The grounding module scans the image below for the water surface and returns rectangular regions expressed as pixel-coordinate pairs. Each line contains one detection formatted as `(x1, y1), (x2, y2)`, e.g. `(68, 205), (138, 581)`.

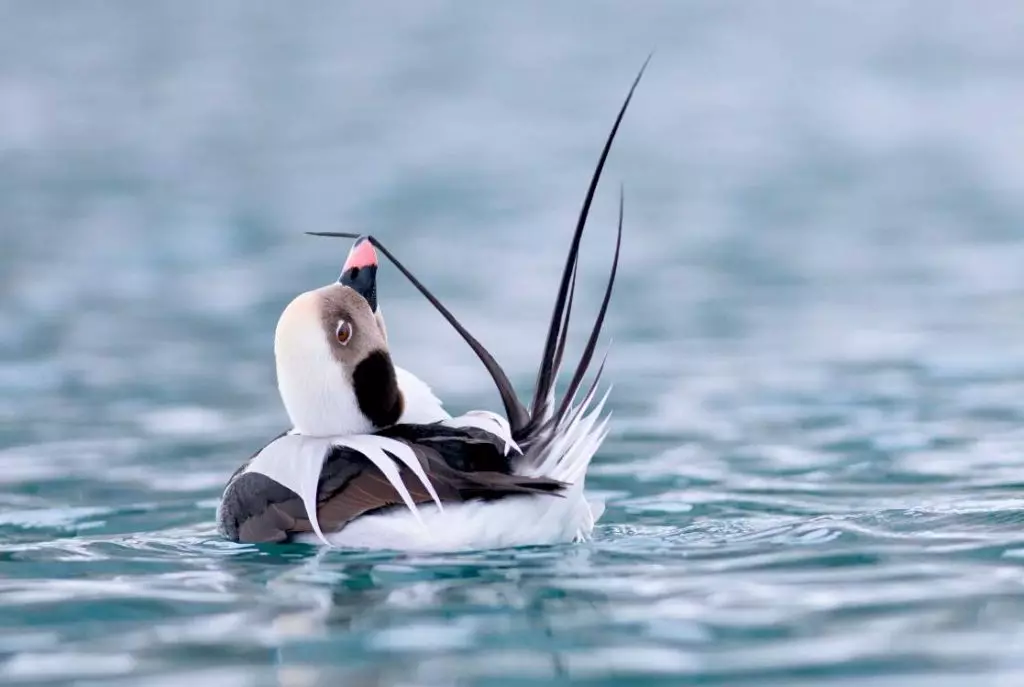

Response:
(3, 3), (1024, 685)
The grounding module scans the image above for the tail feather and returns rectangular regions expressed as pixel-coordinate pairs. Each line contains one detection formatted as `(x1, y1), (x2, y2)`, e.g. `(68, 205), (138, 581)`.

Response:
(542, 394), (612, 487)
(512, 181), (625, 485)
(521, 58), (650, 438)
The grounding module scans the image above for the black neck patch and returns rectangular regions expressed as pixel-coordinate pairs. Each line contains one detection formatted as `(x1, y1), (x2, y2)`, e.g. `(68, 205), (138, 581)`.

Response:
(352, 349), (403, 428)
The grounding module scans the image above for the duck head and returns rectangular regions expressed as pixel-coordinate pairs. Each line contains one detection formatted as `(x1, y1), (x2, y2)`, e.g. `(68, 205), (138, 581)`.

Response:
(274, 238), (402, 436)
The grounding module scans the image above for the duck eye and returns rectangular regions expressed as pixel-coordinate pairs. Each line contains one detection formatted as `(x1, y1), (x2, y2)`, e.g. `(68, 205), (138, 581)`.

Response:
(336, 320), (353, 345)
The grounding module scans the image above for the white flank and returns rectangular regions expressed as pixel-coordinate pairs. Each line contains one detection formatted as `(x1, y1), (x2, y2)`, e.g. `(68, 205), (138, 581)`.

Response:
(296, 489), (599, 552)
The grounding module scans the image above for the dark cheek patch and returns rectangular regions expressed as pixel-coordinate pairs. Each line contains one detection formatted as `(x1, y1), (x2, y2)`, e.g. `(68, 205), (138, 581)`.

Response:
(352, 350), (403, 428)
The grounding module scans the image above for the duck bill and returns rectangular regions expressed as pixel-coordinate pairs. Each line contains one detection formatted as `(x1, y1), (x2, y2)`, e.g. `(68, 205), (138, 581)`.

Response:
(338, 236), (379, 311)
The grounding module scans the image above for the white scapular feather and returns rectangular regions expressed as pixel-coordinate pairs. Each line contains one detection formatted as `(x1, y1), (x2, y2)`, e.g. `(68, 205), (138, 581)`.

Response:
(443, 410), (521, 456)
(337, 434), (443, 513)
(245, 434), (334, 546)
(376, 437), (444, 512)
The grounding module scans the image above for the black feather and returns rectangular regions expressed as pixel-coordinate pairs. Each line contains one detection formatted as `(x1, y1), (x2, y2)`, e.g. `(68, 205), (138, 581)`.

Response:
(554, 184), (624, 422)
(352, 350), (403, 428)
(524, 57), (649, 438)
(376, 423), (513, 473)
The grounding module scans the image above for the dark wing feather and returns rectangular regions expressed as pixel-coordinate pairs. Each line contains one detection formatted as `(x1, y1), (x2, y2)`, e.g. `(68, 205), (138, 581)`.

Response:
(238, 502), (311, 543)
(375, 422), (514, 473)
(316, 468), (437, 531)
(219, 471), (309, 543)
(217, 441), (368, 543)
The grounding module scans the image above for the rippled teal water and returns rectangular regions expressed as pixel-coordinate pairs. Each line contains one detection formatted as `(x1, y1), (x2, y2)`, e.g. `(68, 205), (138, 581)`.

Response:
(4, 4), (1024, 685)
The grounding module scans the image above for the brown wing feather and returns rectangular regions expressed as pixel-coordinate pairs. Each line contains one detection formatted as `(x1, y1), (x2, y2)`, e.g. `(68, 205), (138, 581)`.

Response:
(317, 470), (424, 531)
(237, 501), (309, 543)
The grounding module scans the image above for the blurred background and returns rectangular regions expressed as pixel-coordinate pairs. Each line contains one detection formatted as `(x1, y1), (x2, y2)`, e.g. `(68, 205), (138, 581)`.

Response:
(3, 2), (1024, 685)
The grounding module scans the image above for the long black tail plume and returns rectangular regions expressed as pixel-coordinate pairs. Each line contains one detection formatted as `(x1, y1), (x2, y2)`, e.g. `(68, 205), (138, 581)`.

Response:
(526, 189), (624, 459)
(521, 57), (649, 437)
(307, 230), (530, 433)
(555, 183), (624, 423)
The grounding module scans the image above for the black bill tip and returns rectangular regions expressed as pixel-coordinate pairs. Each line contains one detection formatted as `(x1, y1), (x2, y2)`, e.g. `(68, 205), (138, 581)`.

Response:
(337, 236), (379, 311)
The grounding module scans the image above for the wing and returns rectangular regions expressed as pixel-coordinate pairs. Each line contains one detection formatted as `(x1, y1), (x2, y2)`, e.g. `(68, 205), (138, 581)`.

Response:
(216, 442), (367, 544)
(376, 422), (516, 473)
(218, 426), (565, 545)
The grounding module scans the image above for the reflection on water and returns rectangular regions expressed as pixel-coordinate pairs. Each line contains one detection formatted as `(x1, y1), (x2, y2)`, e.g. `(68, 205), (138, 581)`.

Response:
(4, 2), (1024, 685)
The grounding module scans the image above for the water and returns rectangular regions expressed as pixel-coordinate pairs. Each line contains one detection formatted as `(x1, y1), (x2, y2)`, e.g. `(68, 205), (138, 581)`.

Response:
(3, 3), (1024, 684)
